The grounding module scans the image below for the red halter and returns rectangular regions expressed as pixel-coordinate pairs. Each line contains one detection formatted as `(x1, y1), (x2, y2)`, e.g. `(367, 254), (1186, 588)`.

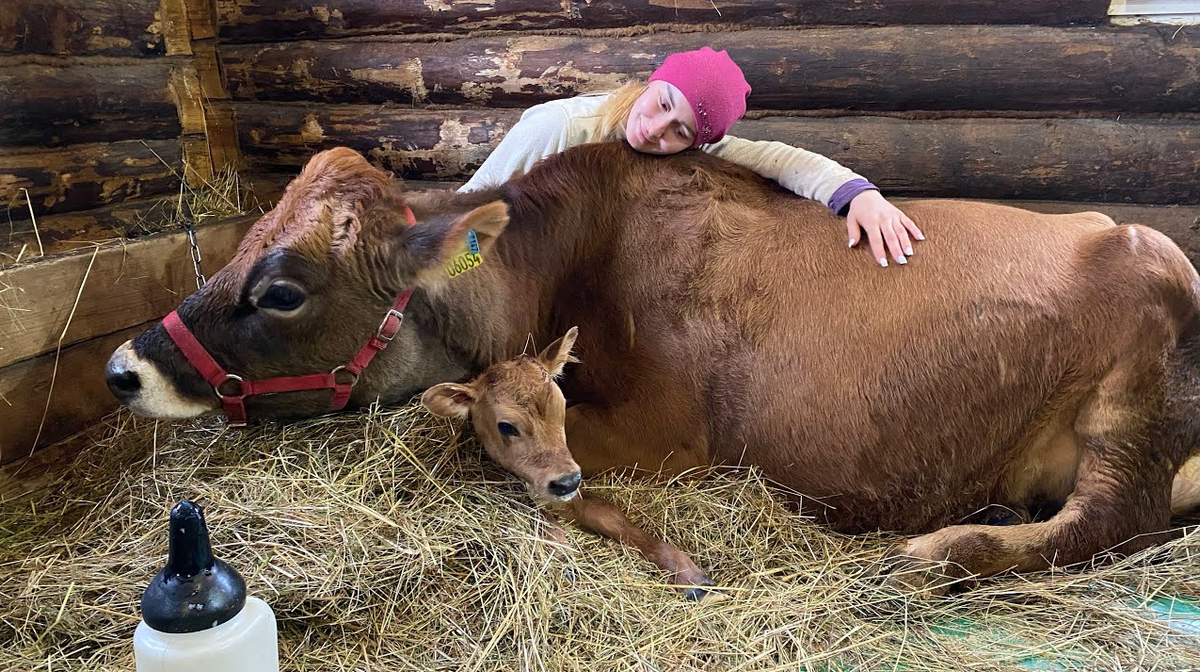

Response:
(161, 205), (418, 427)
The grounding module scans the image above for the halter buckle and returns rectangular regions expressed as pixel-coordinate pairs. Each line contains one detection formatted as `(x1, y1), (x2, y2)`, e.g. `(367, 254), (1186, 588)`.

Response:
(376, 308), (404, 342)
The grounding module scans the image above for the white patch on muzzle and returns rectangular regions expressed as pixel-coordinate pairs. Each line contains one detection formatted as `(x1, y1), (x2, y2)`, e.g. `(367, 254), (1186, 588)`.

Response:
(109, 340), (215, 419)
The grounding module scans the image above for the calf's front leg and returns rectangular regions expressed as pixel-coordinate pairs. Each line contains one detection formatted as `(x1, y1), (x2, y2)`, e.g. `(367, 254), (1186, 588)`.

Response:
(549, 489), (720, 601)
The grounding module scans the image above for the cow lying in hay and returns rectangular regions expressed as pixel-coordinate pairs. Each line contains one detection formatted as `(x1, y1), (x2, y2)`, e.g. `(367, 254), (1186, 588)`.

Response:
(107, 143), (1200, 592)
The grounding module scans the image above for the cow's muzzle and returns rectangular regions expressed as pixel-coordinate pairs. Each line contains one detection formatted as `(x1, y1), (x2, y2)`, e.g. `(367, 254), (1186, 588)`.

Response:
(105, 340), (214, 419)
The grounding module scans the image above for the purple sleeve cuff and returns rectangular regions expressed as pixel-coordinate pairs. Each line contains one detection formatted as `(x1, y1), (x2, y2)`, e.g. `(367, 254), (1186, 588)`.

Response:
(828, 179), (878, 217)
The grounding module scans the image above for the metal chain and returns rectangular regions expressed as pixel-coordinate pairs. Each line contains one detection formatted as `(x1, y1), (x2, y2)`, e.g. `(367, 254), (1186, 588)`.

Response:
(180, 198), (207, 289)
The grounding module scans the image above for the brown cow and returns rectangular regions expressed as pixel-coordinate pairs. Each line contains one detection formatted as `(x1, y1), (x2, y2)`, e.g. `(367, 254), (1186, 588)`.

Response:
(107, 143), (1200, 592)
(421, 326), (717, 600)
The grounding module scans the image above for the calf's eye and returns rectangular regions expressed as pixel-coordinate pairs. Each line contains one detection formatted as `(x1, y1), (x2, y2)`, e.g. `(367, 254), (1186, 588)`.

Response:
(497, 422), (520, 437)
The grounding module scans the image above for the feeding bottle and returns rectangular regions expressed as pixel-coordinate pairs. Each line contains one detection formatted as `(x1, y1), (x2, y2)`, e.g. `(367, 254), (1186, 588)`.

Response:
(133, 500), (279, 672)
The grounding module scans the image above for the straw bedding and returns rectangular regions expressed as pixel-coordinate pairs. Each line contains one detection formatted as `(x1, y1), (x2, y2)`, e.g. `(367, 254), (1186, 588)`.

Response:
(2, 402), (1198, 671)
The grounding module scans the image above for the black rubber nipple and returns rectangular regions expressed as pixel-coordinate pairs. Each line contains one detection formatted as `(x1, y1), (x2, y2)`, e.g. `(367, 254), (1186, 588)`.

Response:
(140, 500), (247, 633)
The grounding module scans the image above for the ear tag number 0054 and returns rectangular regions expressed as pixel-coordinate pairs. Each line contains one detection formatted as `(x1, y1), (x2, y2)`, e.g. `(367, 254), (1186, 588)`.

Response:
(446, 230), (482, 278)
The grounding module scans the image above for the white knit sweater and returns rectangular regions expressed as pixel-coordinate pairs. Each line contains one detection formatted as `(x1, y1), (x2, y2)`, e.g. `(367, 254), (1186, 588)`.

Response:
(458, 93), (875, 214)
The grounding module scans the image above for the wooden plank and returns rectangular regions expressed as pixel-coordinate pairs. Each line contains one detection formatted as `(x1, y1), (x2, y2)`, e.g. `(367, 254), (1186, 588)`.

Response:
(0, 55), (185, 147)
(186, 0), (219, 41)
(0, 0), (166, 57)
(230, 103), (1200, 205)
(158, 0), (193, 56)
(0, 139), (183, 218)
(0, 215), (256, 367)
(221, 26), (1200, 114)
(215, 0), (1108, 42)
(0, 321), (151, 465)
(0, 195), (186, 265)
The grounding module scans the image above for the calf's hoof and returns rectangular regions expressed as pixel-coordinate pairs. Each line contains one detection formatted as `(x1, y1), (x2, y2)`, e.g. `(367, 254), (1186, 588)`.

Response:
(680, 575), (727, 602)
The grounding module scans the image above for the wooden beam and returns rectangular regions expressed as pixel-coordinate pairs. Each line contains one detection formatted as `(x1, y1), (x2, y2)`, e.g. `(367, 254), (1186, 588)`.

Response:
(215, 0), (1108, 42)
(0, 55), (186, 147)
(221, 26), (1200, 114)
(0, 215), (256, 367)
(229, 103), (1200, 205)
(0, 321), (152, 465)
(0, 139), (183, 218)
(0, 0), (167, 57)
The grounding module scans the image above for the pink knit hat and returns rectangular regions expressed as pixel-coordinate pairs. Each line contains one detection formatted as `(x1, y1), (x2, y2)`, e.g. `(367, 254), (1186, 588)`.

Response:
(648, 47), (751, 146)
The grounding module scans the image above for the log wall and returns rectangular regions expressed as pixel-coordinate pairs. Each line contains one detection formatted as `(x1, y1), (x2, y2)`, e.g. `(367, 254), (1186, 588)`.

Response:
(217, 5), (1200, 210)
(0, 0), (241, 265)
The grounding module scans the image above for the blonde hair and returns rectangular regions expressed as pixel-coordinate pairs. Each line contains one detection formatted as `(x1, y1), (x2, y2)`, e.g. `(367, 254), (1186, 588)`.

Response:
(595, 81), (647, 143)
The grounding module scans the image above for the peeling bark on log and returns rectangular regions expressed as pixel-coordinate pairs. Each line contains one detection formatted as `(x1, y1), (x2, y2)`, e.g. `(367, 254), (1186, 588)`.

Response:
(0, 140), (183, 218)
(220, 27), (1200, 114)
(215, 0), (1108, 42)
(0, 0), (167, 57)
(232, 104), (519, 181)
(0, 56), (185, 147)
(231, 102), (1200, 204)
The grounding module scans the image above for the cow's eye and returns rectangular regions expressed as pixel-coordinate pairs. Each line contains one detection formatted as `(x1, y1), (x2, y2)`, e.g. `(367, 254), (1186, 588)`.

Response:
(497, 422), (520, 437)
(259, 283), (306, 311)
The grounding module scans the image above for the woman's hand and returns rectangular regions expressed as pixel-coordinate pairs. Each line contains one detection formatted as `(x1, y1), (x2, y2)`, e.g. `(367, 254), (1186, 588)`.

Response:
(846, 190), (924, 267)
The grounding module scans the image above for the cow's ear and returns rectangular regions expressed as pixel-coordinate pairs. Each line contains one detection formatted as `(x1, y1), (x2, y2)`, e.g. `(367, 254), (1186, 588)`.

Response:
(402, 201), (509, 286)
(421, 382), (478, 419)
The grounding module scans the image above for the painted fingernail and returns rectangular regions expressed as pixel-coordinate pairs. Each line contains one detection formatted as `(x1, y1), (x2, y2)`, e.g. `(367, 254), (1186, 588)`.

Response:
(848, 239), (854, 247)
(878, 258), (888, 268)
(897, 255), (907, 265)
(916, 233), (926, 241)
(905, 246), (913, 256)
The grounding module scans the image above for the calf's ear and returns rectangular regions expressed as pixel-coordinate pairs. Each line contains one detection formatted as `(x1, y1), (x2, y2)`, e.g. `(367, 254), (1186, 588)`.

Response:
(537, 326), (580, 378)
(421, 382), (479, 419)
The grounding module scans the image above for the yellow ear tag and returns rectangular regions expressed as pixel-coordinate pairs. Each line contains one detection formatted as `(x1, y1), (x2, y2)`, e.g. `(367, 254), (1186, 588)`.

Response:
(446, 230), (483, 278)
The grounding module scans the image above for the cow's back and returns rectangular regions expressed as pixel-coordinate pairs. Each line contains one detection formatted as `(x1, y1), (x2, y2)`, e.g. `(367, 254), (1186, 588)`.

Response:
(567, 156), (1197, 532)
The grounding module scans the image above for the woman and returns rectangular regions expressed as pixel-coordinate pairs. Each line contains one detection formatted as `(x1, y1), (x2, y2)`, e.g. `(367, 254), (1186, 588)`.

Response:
(459, 47), (923, 268)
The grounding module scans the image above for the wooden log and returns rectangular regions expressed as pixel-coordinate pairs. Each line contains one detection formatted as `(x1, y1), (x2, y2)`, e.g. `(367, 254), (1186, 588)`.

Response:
(230, 103), (1200, 204)
(0, 195), (183, 265)
(0, 215), (256, 368)
(215, 0), (1108, 42)
(0, 321), (151, 464)
(0, 56), (187, 147)
(0, 0), (167, 57)
(221, 27), (1200, 114)
(0, 139), (182, 218)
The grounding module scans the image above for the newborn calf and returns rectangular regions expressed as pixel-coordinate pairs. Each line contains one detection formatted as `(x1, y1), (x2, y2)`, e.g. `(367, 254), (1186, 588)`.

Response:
(421, 327), (716, 600)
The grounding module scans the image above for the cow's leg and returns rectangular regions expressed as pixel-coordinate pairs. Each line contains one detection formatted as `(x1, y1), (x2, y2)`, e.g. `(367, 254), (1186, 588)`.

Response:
(884, 362), (1176, 594)
(548, 489), (719, 601)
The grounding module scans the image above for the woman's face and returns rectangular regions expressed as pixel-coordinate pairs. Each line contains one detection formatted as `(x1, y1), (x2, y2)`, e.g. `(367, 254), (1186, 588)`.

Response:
(624, 80), (698, 155)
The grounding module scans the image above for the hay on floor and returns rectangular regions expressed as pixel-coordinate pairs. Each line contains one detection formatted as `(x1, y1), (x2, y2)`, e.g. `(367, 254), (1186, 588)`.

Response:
(1, 402), (1198, 671)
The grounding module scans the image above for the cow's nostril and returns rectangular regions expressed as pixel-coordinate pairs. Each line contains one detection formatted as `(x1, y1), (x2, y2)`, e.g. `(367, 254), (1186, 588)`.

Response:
(547, 471), (582, 497)
(106, 369), (141, 399)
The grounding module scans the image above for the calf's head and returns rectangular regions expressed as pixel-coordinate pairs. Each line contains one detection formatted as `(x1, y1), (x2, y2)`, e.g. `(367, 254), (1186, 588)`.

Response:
(105, 147), (509, 421)
(421, 328), (582, 501)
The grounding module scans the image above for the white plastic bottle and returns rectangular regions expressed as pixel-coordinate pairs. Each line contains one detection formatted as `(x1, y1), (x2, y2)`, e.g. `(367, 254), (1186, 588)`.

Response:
(134, 501), (279, 672)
